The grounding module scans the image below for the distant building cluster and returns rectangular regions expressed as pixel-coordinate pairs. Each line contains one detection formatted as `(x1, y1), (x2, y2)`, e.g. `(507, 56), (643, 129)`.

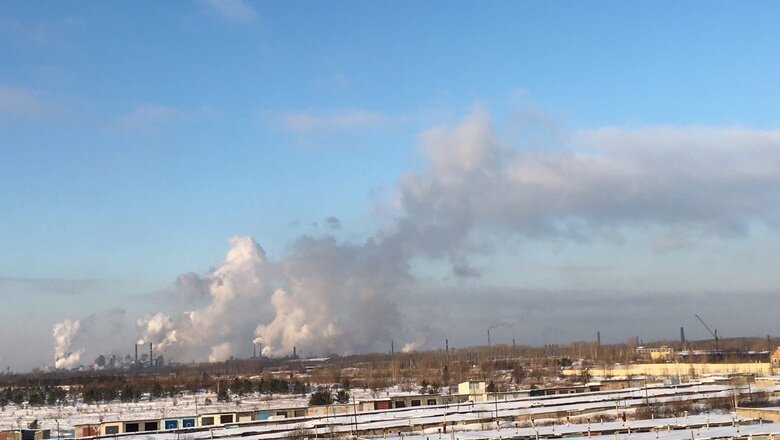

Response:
(633, 345), (773, 363)
(53, 343), (166, 372)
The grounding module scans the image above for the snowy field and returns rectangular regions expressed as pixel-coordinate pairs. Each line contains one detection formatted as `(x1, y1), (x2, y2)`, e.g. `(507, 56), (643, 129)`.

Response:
(87, 414), (771, 440)
(0, 382), (770, 440)
(0, 387), (413, 436)
(377, 418), (780, 440)
(0, 389), (351, 435)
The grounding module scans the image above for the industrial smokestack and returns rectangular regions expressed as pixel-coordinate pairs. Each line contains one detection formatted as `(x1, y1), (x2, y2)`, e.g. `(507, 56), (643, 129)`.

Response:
(445, 338), (449, 354)
(680, 327), (686, 345)
(293, 346), (296, 359)
(253, 343), (257, 358)
(487, 329), (491, 347)
(391, 340), (394, 356)
(149, 342), (153, 367)
(597, 331), (601, 346)
(134, 344), (138, 365)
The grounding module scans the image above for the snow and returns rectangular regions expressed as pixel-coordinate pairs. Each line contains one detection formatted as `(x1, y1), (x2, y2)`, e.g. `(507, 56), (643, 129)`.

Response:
(0, 381), (768, 440)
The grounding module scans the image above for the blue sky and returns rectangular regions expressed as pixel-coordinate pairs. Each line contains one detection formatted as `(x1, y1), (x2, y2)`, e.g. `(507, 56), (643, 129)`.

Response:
(3, 1), (780, 371)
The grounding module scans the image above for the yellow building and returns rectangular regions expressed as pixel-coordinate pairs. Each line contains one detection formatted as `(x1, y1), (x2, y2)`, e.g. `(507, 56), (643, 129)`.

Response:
(635, 346), (675, 362)
(770, 347), (780, 368)
(457, 381), (487, 402)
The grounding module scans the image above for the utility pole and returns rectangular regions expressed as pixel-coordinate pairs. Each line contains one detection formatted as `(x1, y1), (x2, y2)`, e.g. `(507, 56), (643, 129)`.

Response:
(352, 394), (359, 435)
(494, 395), (499, 431)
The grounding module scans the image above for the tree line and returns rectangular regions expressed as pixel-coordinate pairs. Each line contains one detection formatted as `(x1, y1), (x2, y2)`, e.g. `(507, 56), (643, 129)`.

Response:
(0, 374), (312, 406)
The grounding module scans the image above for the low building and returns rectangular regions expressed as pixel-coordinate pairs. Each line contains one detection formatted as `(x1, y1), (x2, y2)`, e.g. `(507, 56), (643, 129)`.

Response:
(73, 424), (101, 438)
(122, 418), (160, 433)
(99, 422), (122, 436)
(635, 346), (675, 362)
(307, 403), (351, 417)
(0, 430), (50, 440)
(599, 378), (647, 390)
(736, 406), (780, 423)
(528, 384), (599, 396)
(198, 412), (236, 427)
(771, 348), (780, 368)
(160, 417), (198, 430)
(458, 381), (487, 402)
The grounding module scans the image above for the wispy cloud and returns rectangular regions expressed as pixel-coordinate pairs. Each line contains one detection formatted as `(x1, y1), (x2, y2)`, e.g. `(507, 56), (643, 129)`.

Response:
(313, 73), (351, 92)
(200, 0), (259, 24)
(0, 86), (65, 121)
(270, 108), (393, 134)
(0, 277), (111, 295)
(0, 16), (83, 50)
(651, 236), (691, 253)
(378, 107), (780, 278)
(111, 104), (213, 132)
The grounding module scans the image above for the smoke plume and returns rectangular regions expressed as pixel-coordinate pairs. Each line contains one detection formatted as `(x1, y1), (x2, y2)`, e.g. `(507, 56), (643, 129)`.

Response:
(136, 234), (404, 362)
(57, 106), (780, 363)
(53, 319), (82, 369)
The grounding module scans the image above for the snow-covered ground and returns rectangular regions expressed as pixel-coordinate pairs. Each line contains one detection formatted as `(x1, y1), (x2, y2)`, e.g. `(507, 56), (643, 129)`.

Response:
(0, 382), (767, 439)
(0, 385), (451, 435)
(377, 419), (780, 440)
(0, 390), (354, 435)
(94, 413), (771, 440)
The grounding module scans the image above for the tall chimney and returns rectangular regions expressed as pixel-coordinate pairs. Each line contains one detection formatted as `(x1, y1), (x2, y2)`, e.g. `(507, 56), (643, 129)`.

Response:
(134, 344), (138, 365)
(391, 340), (394, 356)
(680, 327), (686, 345)
(597, 331), (601, 346)
(487, 329), (491, 347)
(293, 346), (296, 359)
(149, 342), (153, 367)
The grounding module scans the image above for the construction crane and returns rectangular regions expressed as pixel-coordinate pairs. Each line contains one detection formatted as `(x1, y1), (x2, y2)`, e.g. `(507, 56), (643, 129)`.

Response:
(695, 314), (720, 353)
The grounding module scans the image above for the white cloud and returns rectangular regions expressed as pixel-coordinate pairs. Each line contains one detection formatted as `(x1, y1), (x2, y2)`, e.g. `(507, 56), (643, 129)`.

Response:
(0, 86), (63, 121)
(274, 108), (393, 134)
(0, 16), (83, 49)
(200, 0), (259, 24)
(392, 110), (780, 273)
(313, 73), (351, 91)
(111, 104), (212, 132)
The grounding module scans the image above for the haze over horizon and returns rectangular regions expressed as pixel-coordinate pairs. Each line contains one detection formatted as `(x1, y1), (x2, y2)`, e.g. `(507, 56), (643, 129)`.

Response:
(3, 1), (780, 372)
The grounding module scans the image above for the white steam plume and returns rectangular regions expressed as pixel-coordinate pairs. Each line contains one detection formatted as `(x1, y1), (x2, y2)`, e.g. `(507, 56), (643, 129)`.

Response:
(129, 106), (780, 360)
(136, 312), (177, 351)
(137, 235), (403, 361)
(53, 319), (83, 369)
